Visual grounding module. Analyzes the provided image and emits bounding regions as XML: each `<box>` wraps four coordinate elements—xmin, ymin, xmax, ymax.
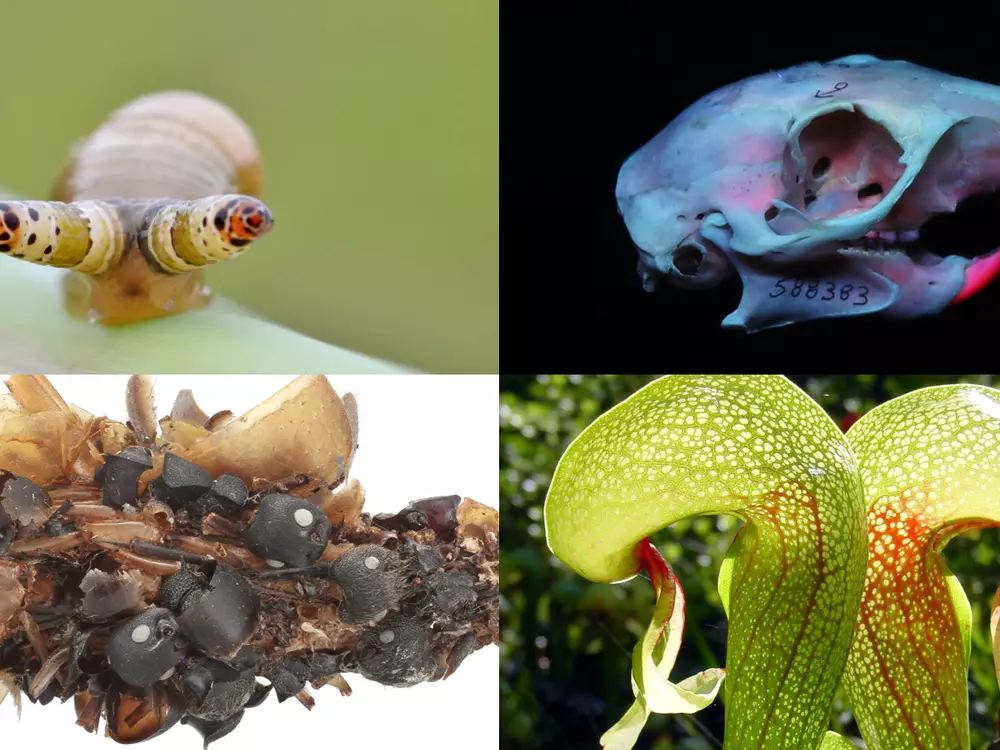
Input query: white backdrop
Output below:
<box><xmin>0</xmin><ymin>374</ymin><xmax>499</xmax><ymax>750</ymax></box>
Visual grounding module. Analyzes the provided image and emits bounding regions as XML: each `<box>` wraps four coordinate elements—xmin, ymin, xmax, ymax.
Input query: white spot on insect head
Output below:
<box><xmin>131</xmin><ymin>624</ymin><xmax>151</xmax><ymax>644</ymax></box>
<box><xmin>160</xmin><ymin>668</ymin><xmax>175</xmax><ymax>680</ymax></box>
<box><xmin>266</xmin><ymin>559</ymin><xmax>284</xmax><ymax>568</ymax></box>
<box><xmin>364</xmin><ymin>555</ymin><xmax>380</xmax><ymax>570</ymax></box>
<box><xmin>379</xmin><ymin>630</ymin><xmax>396</xmax><ymax>644</ymax></box>
<box><xmin>293</xmin><ymin>508</ymin><xmax>313</xmax><ymax>527</ymax></box>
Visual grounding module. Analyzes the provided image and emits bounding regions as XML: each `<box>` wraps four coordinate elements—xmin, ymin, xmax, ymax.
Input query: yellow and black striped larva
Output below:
<box><xmin>2</xmin><ymin>92</ymin><xmax>274</xmax><ymax>325</ymax></box>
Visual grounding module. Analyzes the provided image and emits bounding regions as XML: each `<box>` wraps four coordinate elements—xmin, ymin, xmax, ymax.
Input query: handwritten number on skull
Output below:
<box><xmin>814</xmin><ymin>81</ymin><xmax>849</xmax><ymax>98</ymax></box>
<box><xmin>771</xmin><ymin>279</ymin><xmax>868</xmax><ymax>305</ymax></box>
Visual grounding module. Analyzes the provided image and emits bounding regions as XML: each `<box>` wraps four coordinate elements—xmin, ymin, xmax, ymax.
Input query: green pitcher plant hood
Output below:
<box><xmin>543</xmin><ymin>375</ymin><xmax>869</xmax><ymax>749</ymax></box>
<box><xmin>842</xmin><ymin>384</ymin><xmax>1000</xmax><ymax>749</ymax></box>
<box><xmin>543</xmin><ymin>375</ymin><xmax>1000</xmax><ymax>749</ymax></box>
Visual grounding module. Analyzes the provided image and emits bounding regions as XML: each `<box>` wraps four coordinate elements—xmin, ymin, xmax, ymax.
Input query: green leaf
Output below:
<box><xmin>716</xmin><ymin>526</ymin><xmax>744</xmax><ymax>618</ymax></box>
<box><xmin>0</xmin><ymin>252</ymin><xmax>406</xmax><ymax>373</ymax></box>
<box><xmin>939</xmin><ymin>554</ymin><xmax>972</xmax><ymax>665</ymax></box>
<box><xmin>842</xmin><ymin>384</ymin><xmax>1000</xmax><ymax>749</ymax></box>
<box><xmin>544</xmin><ymin>375</ymin><xmax>869</xmax><ymax>749</ymax></box>
<box><xmin>599</xmin><ymin>694</ymin><xmax>650</xmax><ymax>750</ymax></box>
<box><xmin>818</xmin><ymin>732</ymin><xmax>858</xmax><ymax>749</ymax></box>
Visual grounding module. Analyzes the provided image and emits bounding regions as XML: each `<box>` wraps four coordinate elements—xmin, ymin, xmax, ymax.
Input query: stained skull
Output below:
<box><xmin>616</xmin><ymin>54</ymin><xmax>1000</xmax><ymax>331</ymax></box>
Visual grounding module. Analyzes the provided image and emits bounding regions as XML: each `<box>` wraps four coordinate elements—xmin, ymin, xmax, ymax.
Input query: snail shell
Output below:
<box><xmin>52</xmin><ymin>91</ymin><xmax>262</xmax><ymax>202</ymax></box>
<box><xmin>2</xmin><ymin>92</ymin><xmax>274</xmax><ymax>325</ymax></box>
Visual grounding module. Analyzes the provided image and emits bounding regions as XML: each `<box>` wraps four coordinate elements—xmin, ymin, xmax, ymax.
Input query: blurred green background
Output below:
<box><xmin>0</xmin><ymin>0</ymin><xmax>497</xmax><ymax>373</ymax></box>
<box><xmin>501</xmin><ymin>375</ymin><xmax>1000</xmax><ymax>750</ymax></box>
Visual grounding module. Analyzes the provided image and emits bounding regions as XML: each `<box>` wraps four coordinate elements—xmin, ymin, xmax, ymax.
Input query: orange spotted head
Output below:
<box><xmin>139</xmin><ymin>194</ymin><xmax>275</xmax><ymax>275</ymax></box>
<box><xmin>214</xmin><ymin>196</ymin><xmax>274</xmax><ymax>250</ymax></box>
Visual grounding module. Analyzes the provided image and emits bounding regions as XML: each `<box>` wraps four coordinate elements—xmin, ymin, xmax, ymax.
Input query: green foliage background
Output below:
<box><xmin>0</xmin><ymin>0</ymin><xmax>497</xmax><ymax>373</ymax></box>
<box><xmin>500</xmin><ymin>375</ymin><xmax>1000</xmax><ymax>750</ymax></box>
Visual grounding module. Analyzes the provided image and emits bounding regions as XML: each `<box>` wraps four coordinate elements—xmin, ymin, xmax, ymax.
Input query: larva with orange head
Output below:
<box><xmin>2</xmin><ymin>92</ymin><xmax>274</xmax><ymax>325</ymax></box>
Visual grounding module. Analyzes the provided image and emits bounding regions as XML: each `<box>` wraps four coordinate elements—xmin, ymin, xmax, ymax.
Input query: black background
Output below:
<box><xmin>505</xmin><ymin>6</ymin><xmax>1000</xmax><ymax>373</ymax></box>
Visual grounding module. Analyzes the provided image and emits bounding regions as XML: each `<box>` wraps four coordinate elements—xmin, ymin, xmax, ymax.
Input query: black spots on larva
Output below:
<box><xmin>0</xmin><ymin>245</ymin><xmax>8</xmax><ymax>252</ymax></box>
<box><xmin>214</xmin><ymin>210</ymin><xmax>227</xmax><ymax>231</ymax></box>
<box><xmin>3</xmin><ymin>212</ymin><xmax>19</xmax><ymax>230</ymax></box>
<box><xmin>55</xmin><ymin>226</ymin><xmax>61</xmax><ymax>235</ymax></box>
<box><xmin>26</xmin><ymin>233</ymin><xmax>36</xmax><ymax>245</ymax></box>
<box><xmin>27</xmin><ymin>207</ymin><xmax>39</xmax><ymax>222</ymax></box>
<box><xmin>0</xmin><ymin>233</ymin><xmax>9</xmax><ymax>241</ymax></box>
<box><xmin>43</xmin><ymin>246</ymin><xmax>52</xmax><ymax>255</ymax></box>
<box><xmin>242</xmin><ymin>206</ymin><xmax>256</xmax><ymax>216</ymax></box>
<box><xmin>0</xmin><ymin>203</ymin><xmax>9</xmax><ymax>212</ymax></box>
<box><xmin>230</xmin><ymin>238</ymin><xmax>249</xmax><ymax>248</ymax></box>
<box><xmin>225</xmin><ymin>198</ymin><xmax>240</xmax><ymax>211</ymax></box>
<box><xmin>202</xmin><ymin>216</ymin><xmax>208</xmax><ymax>227</ymax></box>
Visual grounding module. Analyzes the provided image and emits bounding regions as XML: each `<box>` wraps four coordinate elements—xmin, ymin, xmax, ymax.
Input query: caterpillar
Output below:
<box><xmin>4</xmin><ymin>92</ymin><xmax>274</xmax><ymax>325</ymax></box>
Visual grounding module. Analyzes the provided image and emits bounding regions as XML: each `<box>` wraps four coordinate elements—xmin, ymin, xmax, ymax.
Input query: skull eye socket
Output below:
<box><xmin>794</xmin><ymin>109</ymin><xmax>903</xmax><ymax>219</ymax></box>
<box><xmin>673</xmin><ymin>245</ymin><xmax>702</xmax><ymax>275</ymax></box>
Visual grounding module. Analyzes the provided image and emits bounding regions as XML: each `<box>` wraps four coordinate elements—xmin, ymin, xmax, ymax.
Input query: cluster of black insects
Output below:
<box><xmin>0</xmin><ymin>445</ymin><xmax>498</xmax><ymax>747</ymax></box>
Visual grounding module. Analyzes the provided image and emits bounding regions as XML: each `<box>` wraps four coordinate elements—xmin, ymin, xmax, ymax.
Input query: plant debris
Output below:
<box><xmin>0</xmin><ymin>375</ymin><xmax>498</xmax><ymax>746</ymax></box>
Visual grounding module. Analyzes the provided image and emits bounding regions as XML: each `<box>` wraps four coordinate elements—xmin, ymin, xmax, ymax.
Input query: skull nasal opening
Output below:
<box><xmin>790</xmin><ymin>108</ymin><xmax>904</xmax><ymax>220</ymax></box>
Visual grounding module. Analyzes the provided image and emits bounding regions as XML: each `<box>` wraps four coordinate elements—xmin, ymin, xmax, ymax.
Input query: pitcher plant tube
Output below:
<box><xmin>543</xmin><ymin>375</ymin><xmax>1000</xmax><ymax>749</ymax></box>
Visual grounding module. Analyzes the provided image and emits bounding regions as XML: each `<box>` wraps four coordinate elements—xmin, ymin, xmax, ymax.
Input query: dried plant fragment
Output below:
<box><xmin>173</xmin><ymin>376</ymin><xmax>354</xmax><ymax>487</ymax></box>
<box><xmin>169</xmin><ymin>390</ymin><xmax>211</xmax><ymax>428</ymax></box>
<box><xmin>0</xmin><ymin>562</ymin><xmax>25</xmax><ymax>640</ymax></box>
<box><xmin>126</xmin><ymin>376</ymin><xmax>157</xmax><ymax>445</ymax></box>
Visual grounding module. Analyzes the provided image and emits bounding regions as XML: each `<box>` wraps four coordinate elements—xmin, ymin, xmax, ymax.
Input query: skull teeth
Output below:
<box><xmin>863</xmin><ymin>229</ymin><xmax>920</xmax><ymax>243</ymax></box>
<box><xmin>856</xmin><ymin>229</ymin><xmax>921</xmax><ymax>253</ymax></box>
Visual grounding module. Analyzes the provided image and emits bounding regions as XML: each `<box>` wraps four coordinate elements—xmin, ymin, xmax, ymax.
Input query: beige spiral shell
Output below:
<box><xmin>52</xmin><ymin>91</ymin><xmax>263</xmax><ymax>202</ymax></box>
<box><xmin>3</xmin><ymin>91</ymin><xmax>274</xmax><ymax>325</ymax></box>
